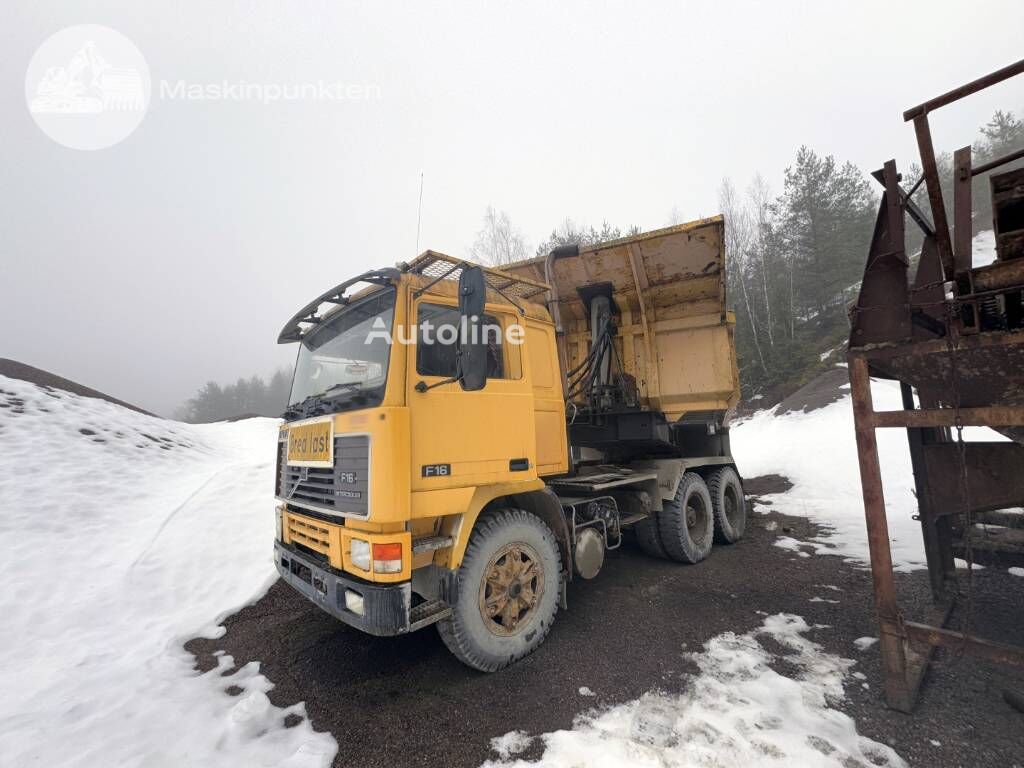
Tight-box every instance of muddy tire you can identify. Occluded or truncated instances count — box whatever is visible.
[633,515,667,559]
[437,508,560,672]
[658,472,714,564]
[708,466,746,544]
[614,491,666,560]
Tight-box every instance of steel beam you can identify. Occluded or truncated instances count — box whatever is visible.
[903,58,1024,120]
[971,146,1024,177]
[849,356,913,710]
[913,115,956,281]
[871,406,1024,429]
[904,623,1024,667]
[901,383,955,601]
[953,147,973,274]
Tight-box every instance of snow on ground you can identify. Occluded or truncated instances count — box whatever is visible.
[491,731,535,760]
[0,376,336,767]
[954,558,985,570]
[732,368,1009,572]
[774,536,812,557]
[484,614,905,768]
[731,374,927,571]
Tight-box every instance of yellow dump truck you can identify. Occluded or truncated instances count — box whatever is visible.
[273,216,742,670]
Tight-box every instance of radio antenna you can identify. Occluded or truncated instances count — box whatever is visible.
[415,172,424,256]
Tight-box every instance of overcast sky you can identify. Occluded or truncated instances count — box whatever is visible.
[2,1,1023,415]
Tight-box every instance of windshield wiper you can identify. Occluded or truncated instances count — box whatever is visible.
[282,401,306,419]
[281,383,370,420]
[321,381,365,399]
[282,391,328,419]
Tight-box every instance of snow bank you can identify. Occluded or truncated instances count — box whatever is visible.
[484,614,905,768]
[731,375,926,571]
[0,376,336,767]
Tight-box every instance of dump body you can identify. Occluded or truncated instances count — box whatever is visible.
[505,216,739,422]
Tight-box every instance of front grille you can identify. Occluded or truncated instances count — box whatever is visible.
[277,434,370,517]
[286,515,331,556]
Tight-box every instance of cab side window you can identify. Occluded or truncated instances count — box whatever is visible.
[416,303,505,379]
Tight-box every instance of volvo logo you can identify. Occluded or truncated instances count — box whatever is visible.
[285,466,310,498]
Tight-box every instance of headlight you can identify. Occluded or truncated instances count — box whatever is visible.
[350,539,371,571]
[275,506,283,542]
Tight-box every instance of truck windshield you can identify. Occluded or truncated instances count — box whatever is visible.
[287,287,396,412]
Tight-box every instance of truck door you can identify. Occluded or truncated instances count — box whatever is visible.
[406,296,536,493]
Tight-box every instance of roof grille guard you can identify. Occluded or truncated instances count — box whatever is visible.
[405,251,551,305]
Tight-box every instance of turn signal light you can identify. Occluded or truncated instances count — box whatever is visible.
[372,542,403,574]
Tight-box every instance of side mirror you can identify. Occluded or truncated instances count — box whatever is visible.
[457,265,488,391]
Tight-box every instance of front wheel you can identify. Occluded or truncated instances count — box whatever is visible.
[437,508,561,671]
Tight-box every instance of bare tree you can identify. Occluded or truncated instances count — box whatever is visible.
[719,178,767,374]
[748,174,776,348]
[468,206,530,266]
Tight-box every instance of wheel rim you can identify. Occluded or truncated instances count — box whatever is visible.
[686,495,710,544]
[478,541,545,636]
[723,485,741,528]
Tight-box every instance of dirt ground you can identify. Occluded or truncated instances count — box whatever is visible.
[188,482,1024,768]
[775,365,852,415]
[734,357,851,417]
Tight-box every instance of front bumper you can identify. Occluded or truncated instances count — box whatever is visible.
[274,542,412,636]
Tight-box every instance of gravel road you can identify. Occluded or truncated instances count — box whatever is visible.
[188,483,1024,768]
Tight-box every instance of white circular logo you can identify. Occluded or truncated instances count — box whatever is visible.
[25,25,150,151]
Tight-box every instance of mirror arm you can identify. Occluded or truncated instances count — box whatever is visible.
[415,341,475,392]
[415,376,458,393]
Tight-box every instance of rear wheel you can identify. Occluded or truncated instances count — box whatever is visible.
[437,508,560,671]
[615,491,666,559]
[709,466,746,544]
[658,472,714,564]
[634,515,667,559]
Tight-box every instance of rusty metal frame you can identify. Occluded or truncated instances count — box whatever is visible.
[849,352,1024,712]
[849,60,1024,712]
[903,57,1024,284]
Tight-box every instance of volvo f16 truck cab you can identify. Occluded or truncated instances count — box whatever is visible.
[274,217,744,670]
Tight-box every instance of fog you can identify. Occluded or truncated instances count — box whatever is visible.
[2,1,1022,416]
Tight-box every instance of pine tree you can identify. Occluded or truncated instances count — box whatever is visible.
[975,110,1024,161]
[776,147,874,321]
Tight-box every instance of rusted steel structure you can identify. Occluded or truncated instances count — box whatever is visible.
[848,59,1024,712]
